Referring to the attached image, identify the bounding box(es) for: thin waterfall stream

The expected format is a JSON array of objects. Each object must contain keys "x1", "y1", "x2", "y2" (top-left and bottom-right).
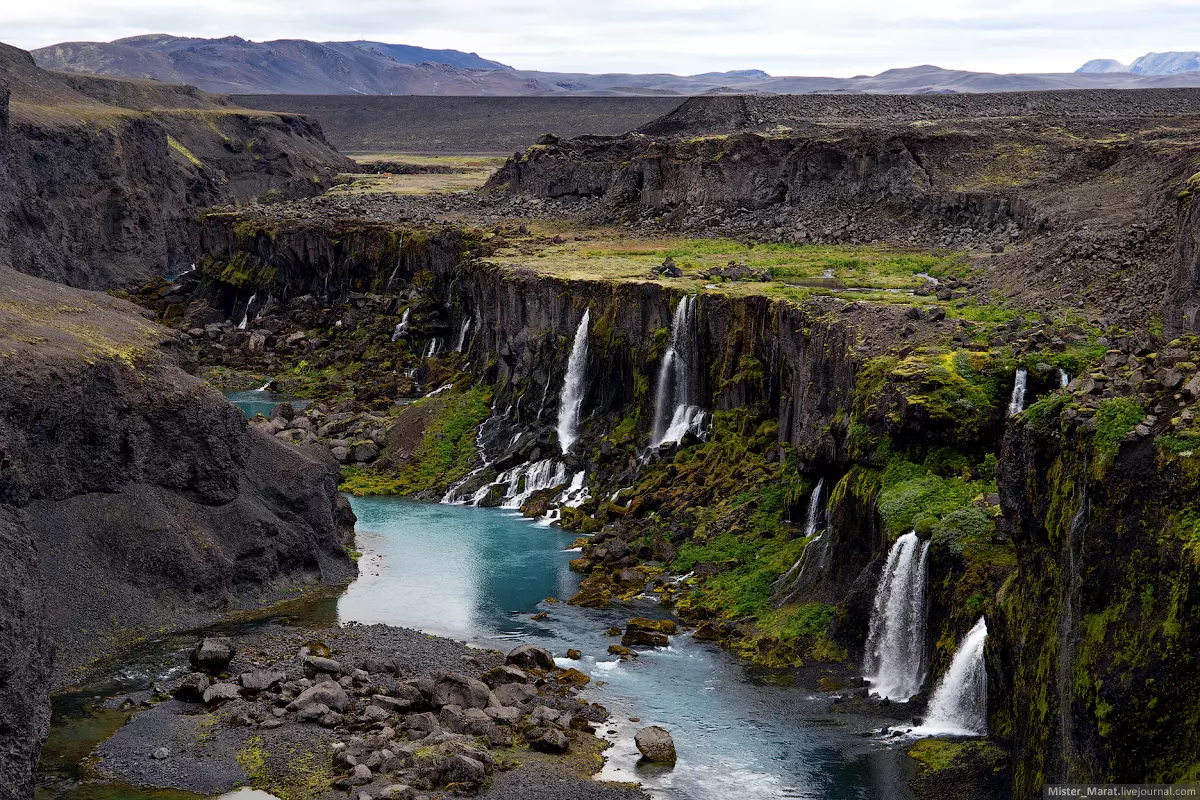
[
  {"x1": 1008, "y1": 367, "x2": 1028, "y2": 416},
  {"x1": 862, "y1": 532, "x2": 930, "y2": 702},
  {"x1": 556, "y1": 307, "x2": 590, "y2": 453},
  {"x1": 651, "y1": 296, "x2": 707, "y2": 446},
  {"x1": 916, "y1": 617, "x2": 989, "y2": 736}
]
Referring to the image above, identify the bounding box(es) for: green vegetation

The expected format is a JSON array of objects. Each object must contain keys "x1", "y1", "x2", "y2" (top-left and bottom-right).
[
  {"x1": 908, "y1": 739, "x2": 1008, "y2": 773},
  {"x1": 1092, "y1": 397, "x2": 1144, "y2": 472},
  {"x1": 340, "y1": 386, "x2": 491, "y2": 496},
  {"x1": 167, "y1": 135, "x2": 204, "y2": 168},
  {"x1": 877, "y1": 453, "x2": 996, "y2": 537},
  {"x1": 491, "y1": 227, "x2": 963, "y2": 295}
]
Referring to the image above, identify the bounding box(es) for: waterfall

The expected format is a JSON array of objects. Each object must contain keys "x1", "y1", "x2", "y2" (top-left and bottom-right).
[
  {"x1": 1059, "y1": 368, "x2": 1070, "y2": 389},
  {"x1": 556, "y1": 308, "x2": 590, "y2": 454},
  {"x1": 425, "y1": 339, "x2": 441, "y2": 358},
  {"x1": 771, "y1": 479, "x2": 830, "y2": 605},
  {"x1": 237, "y1": 294, "x2": 257, "y2": 330},
  {"x1": 254, "y1": 380, "x2": 272, "y2": 392},
  {"x1": 1007, "y1": 367, "x2": 1028, "y2": 416},
  {"x1": 919, "y1": 617, "x2": 989, "y2": 736},
  {"x1": 454, "y1": 318, "x2": 472, "y2": 352},
  {"x1": 385, "y1": 234, "x2": 404, "y2": 291},
  {"x1": 501, "y1": 459, "x2": 569, "y2": 509},
  {"x1": 651, "y1": 296, "x2": 706, "y2": 446},
  {"x1": 862, "y1": 532, "x2": 931, "y2": 702},
  {"x1": 391, "y1": 308, "x2": 411, "y2": 342},
  {"x1": 802, "y1": 478, "x2": 825, "y2": 537}
]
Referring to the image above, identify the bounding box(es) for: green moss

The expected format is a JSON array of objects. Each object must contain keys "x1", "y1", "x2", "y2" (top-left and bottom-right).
[
  {"x1": 167, "y1": 135, "x2": 204, "y2": 168},
  {"x1": 877, "y1": 455, "x2": 994, "y2": 537},
  {"x1": 778, "y1": 602, "x2": 836, "y2": 640},
  {"x1": 1092, "y1": 396, "x2": 1144, "y2": 472},
  {"x1": 340, "y1": 386, "x2": 491, "y2": 496},
  {"x1": 908, "y1": 739, "x2": 1007, "y2": 774},
  {"x1": 236, "y1": 736, "x2": 267, "y2": 782}
]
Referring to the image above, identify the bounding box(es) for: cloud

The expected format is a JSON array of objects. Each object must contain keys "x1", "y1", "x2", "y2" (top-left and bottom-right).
[{"x1": 5, "y1": 0, "x2": 1200, "y2": 76}]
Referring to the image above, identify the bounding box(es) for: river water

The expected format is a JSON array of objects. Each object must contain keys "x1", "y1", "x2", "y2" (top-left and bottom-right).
[
  {"x1": 38, "y1": 496, "x2": 913, "y2": 800},
  {"x1": 222, "y1": 390, "x2": 308, "y2": 419}
]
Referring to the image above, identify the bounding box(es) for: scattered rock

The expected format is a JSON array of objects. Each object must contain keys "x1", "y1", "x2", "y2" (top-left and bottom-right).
[
  {"x1": 189, "y1": 637, "x2": 236, "y2": 674},
  {"x1": 505, "y1": 644, "x2": 555, "y2": 672},
  {"x1": 635, "y1": 725, "x2": 677, "y2": 763}
]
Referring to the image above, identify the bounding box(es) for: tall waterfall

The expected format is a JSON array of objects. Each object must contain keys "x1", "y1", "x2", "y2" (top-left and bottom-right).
[
  {"x1": 425, "y1": 339, "x2": 441, "y2": 359},
  {"x1": 391, "y1": 308, "x2": 411, "y2": 342},
  {"x1": 1008, "y1": 367, "x2": 1028, "y2": 416},
  {"x1": 1059, "y1": 368, "x2": 1070, "y2": 389},
  {"x1": 919, "y1": 617, "x2": 989, "y2": 736},
  {"x1": 651, "y1": 296, "x2": 706, "y2": 446},
  {"x1": 772, "y1": 479, "x2": 830, "y2": 605},
  {"x1": 237, "y1": 294, "x2": 257, "y2": 330},
  {"x1": 556, "y1": 308, "x2": 590, "y2": 454},
  {"x1": 863, "y1": 532, "x2": 931, "y2": 702}
]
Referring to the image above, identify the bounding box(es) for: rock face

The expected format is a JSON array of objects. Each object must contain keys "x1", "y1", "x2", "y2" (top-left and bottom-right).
[
  {"x1": 0, "y1": 266, "x2": 356, "y2": 792},
  {"x1": 994, "y1": 417, "x2": 1200, "y2": 794},
  {"x1": 0, "y1": 42, "x2": 353, "y2": 289}
]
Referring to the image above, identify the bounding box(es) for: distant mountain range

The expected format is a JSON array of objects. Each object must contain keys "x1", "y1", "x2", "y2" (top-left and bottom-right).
[
  {"x1": 1077, "y1": 52, "x2": 1200, "y2": 76},
  {"x1": 29, "y1": 35, "x2": 1200, "y2": 96}
]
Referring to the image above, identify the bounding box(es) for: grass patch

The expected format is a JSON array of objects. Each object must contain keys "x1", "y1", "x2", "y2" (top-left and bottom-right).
[{"x1": 167, "y1": 135, "x2": 204, "y2": 168}]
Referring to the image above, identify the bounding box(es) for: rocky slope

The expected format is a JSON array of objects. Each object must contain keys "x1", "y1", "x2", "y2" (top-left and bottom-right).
[
  {"x1": 0, "y1": 41, "x2": 354, "y2": 290},
  {"x1": 0, "y1": 266, "x2": 357, "y2": 796},
  {"x1": 490, "y1": 91, "x2": 1200, "y2": 332}
]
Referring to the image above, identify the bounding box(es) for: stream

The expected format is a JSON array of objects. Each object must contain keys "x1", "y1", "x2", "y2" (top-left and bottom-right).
[{"x1": 37, "y1": 497, "x2": 915, "y2": 800}]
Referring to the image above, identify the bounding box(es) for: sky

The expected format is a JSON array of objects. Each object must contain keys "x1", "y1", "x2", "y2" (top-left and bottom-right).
[{"x1": 6, "y1": 0, "x2": 1200, "y2": 77}]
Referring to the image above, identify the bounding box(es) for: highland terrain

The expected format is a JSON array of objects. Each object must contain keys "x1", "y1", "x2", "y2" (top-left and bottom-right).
[{"x1": 3, "y1": 33, "x2": 1200, "y2": 800}]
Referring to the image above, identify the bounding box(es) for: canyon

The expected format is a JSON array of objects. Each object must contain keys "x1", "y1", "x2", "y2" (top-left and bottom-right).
[{"x1": 5, "y1": 41, "x2": 1200, "y2": 799}]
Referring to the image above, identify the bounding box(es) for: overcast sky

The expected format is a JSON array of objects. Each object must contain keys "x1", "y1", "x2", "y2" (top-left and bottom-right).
[{"x1": 6, "y1": 0, "x2": 1200, "y2": 76}]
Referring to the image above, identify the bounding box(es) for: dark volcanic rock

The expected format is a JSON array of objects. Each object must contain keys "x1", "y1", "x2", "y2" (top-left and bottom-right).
[
  {"x1": 0, "y1": 42, "x2": 352, "y2": 289},
  {"x1": 0, "y1": 267, "x2": 356, "y2": 793},
  {"x1": 190, "y1": 637, "x2": 236, "y2": 674}
]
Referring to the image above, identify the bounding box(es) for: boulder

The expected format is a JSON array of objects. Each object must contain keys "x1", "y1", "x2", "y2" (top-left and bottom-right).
[
  {"x1": 505, "y1": 644, "x2": 555, "y2": 672},
  {"x1": 635, "y1": 725, "x2": 677, "y2": 763},
  {"x1": 484, "y1": 706, "x2": 521, "y2": 724},
  {"x1": 622, "y1": 630, "x2": 670, "y2": 648},
  {"x1": 289, "y1": 680, "x2": 349, "y2": 712},
  {"x1": 303, "y1": 656, "x2": 345, "y2": 677},
  {"x1": 352, "y1": 442, "x2": 380, "y2": 462},
  {"x1": 239, "y1": 669, "x2": 285, "y2": 694},
  {"x1": 627, "y1": 617, "x2": 678, "y2": 635},
  {"x1": 202, "y1": 682, "x2": 241, "y2": 705},
  {"x1": 481, "y1": 665, "x2": 529, "y2": 688},
  {"x1": 297, "y1": 702, "x2": 332, "y2": 723},
  {"x1": 189, "y1": 637, "x2": 235, "y2": 674},
  {"x1": 530, "y1": 729, "x2": 570, "y2": 754},
  {"x1": 493, "y1": 683, "x2": 538, "y2": 706},
  {"x1": 443, "y1": 753, "x2": 487, "y2": 785},
  {"x1": 431, "y1": 670, "x2": 491, "y2": 710},
  {"x1": 174, "y1": 672, "x2": 211, "y2": 703}
]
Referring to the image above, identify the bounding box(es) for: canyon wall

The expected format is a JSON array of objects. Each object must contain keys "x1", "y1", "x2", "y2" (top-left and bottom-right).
[
  {"x1": 0, "y1": 266, "x2": 356, "y2": 795},
  {"x1": 184, "y1": 209, "x2": 1200, "y2": 795},
  {"x1": 0, "y1": 42, "x2": 354, "y2": 290}
]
